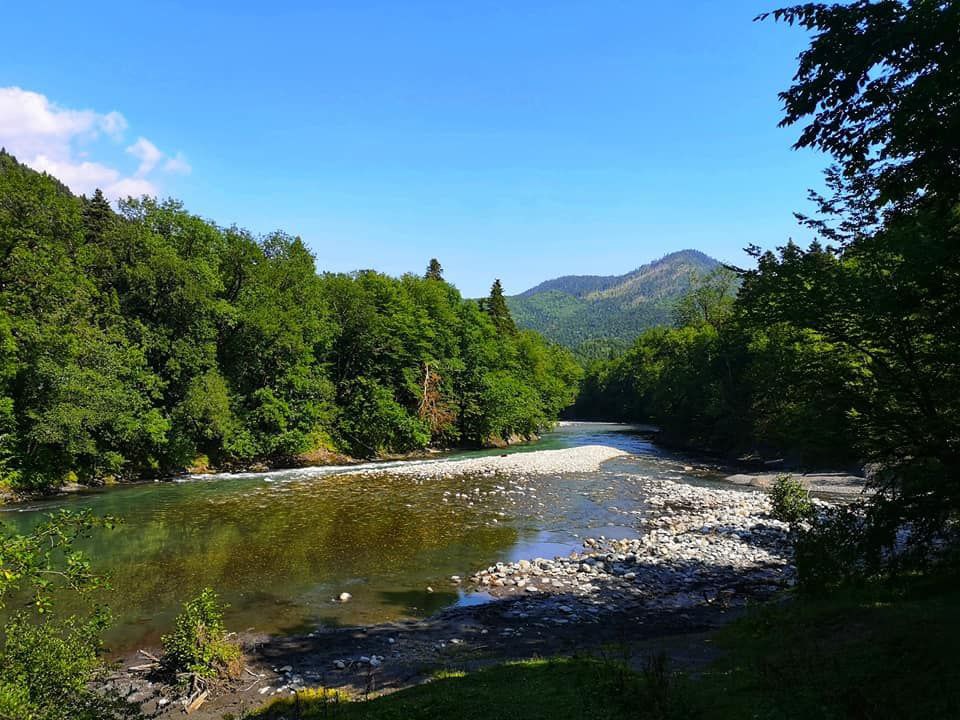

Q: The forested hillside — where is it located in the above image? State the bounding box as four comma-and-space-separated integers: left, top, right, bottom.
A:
506, 249, 720, 356
576, 0, 960, 550
0, 151, 580, 494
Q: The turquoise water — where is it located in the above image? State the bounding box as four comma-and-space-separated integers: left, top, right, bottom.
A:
1, 423, 715, 653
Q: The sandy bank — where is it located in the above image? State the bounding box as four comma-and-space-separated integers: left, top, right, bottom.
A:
723, 471, 867, 497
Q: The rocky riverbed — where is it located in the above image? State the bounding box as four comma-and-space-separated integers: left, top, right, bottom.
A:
115, 460, 814, 718
469, 477, 796, 612
344, 444, 629, 479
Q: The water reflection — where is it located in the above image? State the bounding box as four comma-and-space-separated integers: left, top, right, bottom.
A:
0, 422, 715, 652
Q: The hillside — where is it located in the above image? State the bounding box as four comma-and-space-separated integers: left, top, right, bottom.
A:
507, 249, 720, 352
0, 150, 582, 494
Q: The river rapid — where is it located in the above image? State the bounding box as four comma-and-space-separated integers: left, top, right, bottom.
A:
1, 422, 732, 653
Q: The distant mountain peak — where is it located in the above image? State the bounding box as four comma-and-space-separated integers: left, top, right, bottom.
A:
507, 249, 721, 352
516, 249, 716, 299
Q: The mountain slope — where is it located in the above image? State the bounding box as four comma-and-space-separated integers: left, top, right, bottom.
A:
507, 250, 720, 351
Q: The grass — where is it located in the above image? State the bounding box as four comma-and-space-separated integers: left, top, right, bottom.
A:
250, 656, 689, 719
694, 569, 960, 719
250, 569, 960, 720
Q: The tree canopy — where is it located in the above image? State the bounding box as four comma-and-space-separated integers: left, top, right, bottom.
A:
0, 151, 580, 493
578, 0, 960, 549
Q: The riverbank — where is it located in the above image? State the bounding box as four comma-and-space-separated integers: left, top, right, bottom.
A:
0, 435, 553, 504
722, 470, 867, 497
111, 469, 801, 718
252, 568, 960, 720
344, 444, 629, 479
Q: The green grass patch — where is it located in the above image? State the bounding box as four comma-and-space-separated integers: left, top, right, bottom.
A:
250, 656, 692, 719
692, 570, 960, 719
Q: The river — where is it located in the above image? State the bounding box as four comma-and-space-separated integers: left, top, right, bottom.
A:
0, 422, 728, 653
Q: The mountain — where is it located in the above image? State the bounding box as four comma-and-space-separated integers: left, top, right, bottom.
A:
506, 250, 721, 354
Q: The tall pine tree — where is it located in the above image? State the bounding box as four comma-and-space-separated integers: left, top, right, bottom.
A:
425, 258, 443, 280
82, 188, 114, 245
485, 279, 516, 334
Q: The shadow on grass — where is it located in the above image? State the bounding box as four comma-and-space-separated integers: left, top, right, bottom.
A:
247, 568, 960, 720
248, 655, 694, 720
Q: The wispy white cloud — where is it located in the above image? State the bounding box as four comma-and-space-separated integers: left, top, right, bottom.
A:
0, 86, 190, 201
163, 151, 192, 175
127, 136, 164, 176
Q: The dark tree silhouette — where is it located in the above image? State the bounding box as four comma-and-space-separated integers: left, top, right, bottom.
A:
425, 258, 443, 280
486, 279, 516, 334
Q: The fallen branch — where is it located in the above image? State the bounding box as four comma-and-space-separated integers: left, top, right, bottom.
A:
185, 690, 209, 714
127, 663, 159, 672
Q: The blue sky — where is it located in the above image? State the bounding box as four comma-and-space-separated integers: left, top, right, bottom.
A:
2, 1, 824, 296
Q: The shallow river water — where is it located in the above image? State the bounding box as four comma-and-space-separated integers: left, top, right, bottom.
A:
1, 422, 727, 653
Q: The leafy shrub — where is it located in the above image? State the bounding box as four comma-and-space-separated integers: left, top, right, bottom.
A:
162, 588, 242, 678
793, 502, 898, 591
770, 474, 814, 524
0, 511, 133, 720
0, 612, 135, 720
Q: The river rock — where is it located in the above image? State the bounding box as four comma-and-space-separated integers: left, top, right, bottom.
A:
468, 476, 810, 615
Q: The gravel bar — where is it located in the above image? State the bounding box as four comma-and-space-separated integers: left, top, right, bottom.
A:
344, 445, 629, 479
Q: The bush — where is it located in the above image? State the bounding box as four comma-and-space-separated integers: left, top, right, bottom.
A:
770, 474, 814, 524
0, 511, 133, 719
162, 588, 242, 678
793, 502, 901, 591
0, 612, 135, 720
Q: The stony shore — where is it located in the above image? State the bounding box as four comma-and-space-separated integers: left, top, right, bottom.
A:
469, 477, 796, 612
724, 470, 867, 497
343, 444, 630, 479
117, 449, 811, 718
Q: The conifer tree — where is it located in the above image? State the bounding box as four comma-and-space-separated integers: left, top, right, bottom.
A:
82, 188, 114, 245
486, 278, 516, 334
425, 258, 444, 280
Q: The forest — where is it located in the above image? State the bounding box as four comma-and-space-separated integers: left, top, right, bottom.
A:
0, 153, 581, 495
506, 249, 720, 358
576, 0, 960, 549
2, 1, 960, 718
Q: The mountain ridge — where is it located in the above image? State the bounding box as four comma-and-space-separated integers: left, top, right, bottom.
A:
507, 249, 721, 354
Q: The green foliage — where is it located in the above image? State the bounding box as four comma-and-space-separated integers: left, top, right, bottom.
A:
337, 378, 431, 455
507, 250, 721, 350
0, 150, 579, 487
424, 258, 443, 281
483, 278, 517, 334
162, 587, 241, 678
744, 1, 960, 545
0, 511, 133, 720
792, 502, 902, 592
758, 0, 960, 219
769, 474, 814, 524
0, 612, 134, 720
671, 267, 738, 329
0, 510, 115, 612
250, 656, 695, 719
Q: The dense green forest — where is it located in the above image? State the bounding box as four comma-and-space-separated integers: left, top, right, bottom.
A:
572, 263, 860, 467
0, 153, 580, 494
577, 0, 960, 545
3, 2, 960, 718
506, 249, 720, 357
